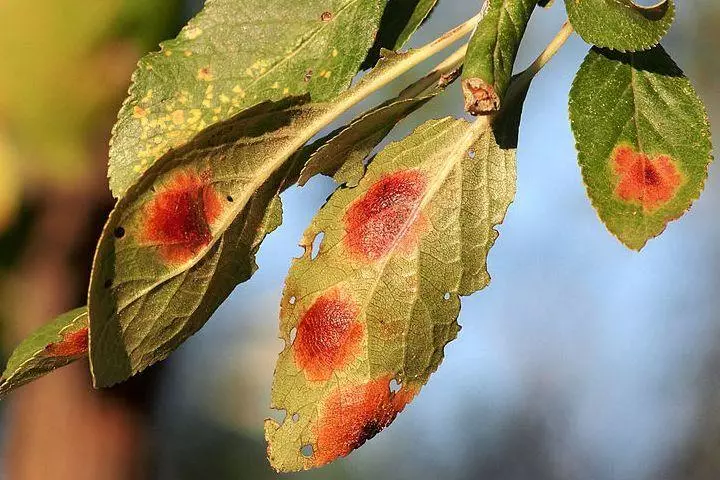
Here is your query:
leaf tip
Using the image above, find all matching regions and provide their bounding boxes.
[462,78,500,115]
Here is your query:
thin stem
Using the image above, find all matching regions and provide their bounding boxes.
[327,10,485,120]
[526,21,575,77]
[400,43,469,98]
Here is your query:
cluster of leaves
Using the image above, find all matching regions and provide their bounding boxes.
[0,0,713,472]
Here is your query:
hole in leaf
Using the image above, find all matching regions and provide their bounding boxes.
[301,444,314,457]
[227,195,234,202]
[289,327,297,344]
[289,296,296,305]
[114,227,125,239]
[468,150,476,159]
[389,378,402,393]
[104,279,113,289]
[443,292,451,301]
[310,232,324,260]
[292,413,300,422]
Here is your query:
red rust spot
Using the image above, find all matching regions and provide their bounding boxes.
[320,11,333,21]
[612,145,682,212]
[293,289,363,381]
[344,170,428,262]
[141,169,223,264]
[45,328,88,358]
[313,376,418,466]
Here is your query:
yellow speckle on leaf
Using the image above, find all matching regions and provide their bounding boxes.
[164,50,172,57]
[171,110,185,125]
[202,99,212,108]
[245,68,254,77]
[213,107,222,114]
[283,87,290,95]
[185,27,203,40]
[188,109,202,124]
[271,82,279,89]
[232,85,246,98]
[133,165,142,173]
[219,94,230,104]
[133,106,147,119]
[141,90,153,104]
[184,50,193,57]
[197,67,214,81]
[332,48,338,57]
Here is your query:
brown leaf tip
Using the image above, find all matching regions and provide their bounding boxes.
[611,144,683,213]
[140,169,224,264]
[312,376,418,466]
[343,170,428,262]
[293,289,363,382]
[462,78,500,116]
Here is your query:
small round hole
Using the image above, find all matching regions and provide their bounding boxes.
[301,444,314,457]
[114,227,125,239]
[292,413,300,422]
[443,292,451,301]
[289,327,297,344]
[289,296,296,305]
[389,378,402,393]
[227,195,234,202]
[468,150,476,159]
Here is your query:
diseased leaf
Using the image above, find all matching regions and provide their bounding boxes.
[300,47,463,187]
[569,46,713,250]
[108,0,386,197]
[362,0,438,69]
[266,111,519,470]
[89,20,482,387]
[462,0,536,114]
[1,307,88,399]
[565,0,675,52]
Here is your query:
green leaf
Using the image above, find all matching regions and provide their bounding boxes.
[89,19,482,387]
[266,111,518,470]
[569,46,713,250]
[461,0,536,115]
[1,307,88,399]
[565,0,675,52]
[108,0,386,197]
[300,48,463,187]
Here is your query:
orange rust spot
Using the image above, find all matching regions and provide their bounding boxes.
[141,169,223,264]
[612,145,682,212]
[197,66,213,81]
[320,11,333,21]
[45,328,88,358]
[293,289,363,382]
[313,376,418,466]
[343,170,428,262]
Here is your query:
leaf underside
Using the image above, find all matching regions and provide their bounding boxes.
[565,0,675,52]
[108,0,385,197]
[1,307,88,399]
[569,46,713,250]
[266,114,518,471]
